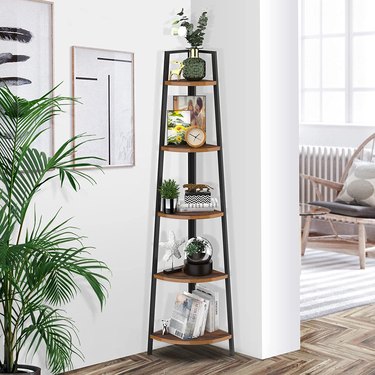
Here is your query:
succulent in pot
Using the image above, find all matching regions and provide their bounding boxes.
[185,237,207,261]
[159,179,180,214]
[0,85,109,374]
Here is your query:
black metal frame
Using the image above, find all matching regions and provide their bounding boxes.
[147,50,234,356]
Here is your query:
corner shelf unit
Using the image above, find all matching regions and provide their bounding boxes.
[147,50,234,355]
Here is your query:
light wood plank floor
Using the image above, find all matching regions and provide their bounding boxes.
[64,304,375,375]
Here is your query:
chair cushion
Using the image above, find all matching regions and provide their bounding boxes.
[335,159,375,207]
[310,201,375,218]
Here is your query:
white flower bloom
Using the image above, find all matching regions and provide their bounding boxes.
[178,26,187,37]
[171,27,179,36]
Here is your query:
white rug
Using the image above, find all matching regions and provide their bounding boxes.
[300,249,375,321]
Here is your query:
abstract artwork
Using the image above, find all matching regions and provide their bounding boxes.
[0,0,53,155]
[72,47,135,167]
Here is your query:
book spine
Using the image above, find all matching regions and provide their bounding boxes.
[178,198,218,212]
[188,300,201,338]
[196,285,219,331]
[200,301,209,336]
[185,291,205,338]
[193,290,214,332]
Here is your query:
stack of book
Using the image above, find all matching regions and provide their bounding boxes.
[169,285,219,339]
[177,197,219,212]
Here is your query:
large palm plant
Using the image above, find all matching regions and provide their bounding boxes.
[0,86,109,374]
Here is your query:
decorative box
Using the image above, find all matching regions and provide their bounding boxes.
[184,191,211,204]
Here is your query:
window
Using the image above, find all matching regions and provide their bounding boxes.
[300,0,375,125]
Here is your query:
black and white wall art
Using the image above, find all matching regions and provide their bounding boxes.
[0,0,53,155]
[72,47,135,167]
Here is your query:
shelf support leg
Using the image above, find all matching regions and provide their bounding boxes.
[211,50,235,356]
[187,82,197,295]
[147,51,171,355]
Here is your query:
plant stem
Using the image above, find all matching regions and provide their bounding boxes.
[4,279,15,372]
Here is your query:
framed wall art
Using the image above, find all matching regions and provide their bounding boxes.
[72,46,135,167]
[0,0,54,155]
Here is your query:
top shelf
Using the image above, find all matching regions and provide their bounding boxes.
[164,80,217,87]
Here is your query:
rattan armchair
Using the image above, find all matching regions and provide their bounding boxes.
[301,133,375,269]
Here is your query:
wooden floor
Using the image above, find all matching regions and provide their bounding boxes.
[65,304,375,375]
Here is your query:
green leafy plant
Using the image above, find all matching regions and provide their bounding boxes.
[173,9,208,48]
[159,179,180,199]
[0,85,109,374]
[185,238,207,257]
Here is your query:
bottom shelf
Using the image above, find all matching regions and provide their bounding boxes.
[150,329,232,345]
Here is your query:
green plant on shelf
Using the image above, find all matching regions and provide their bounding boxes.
[159,179,180,199]
[185,238,208,257]
[172,9,208,48]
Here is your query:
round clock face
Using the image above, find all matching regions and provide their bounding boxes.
[185,127,206,148]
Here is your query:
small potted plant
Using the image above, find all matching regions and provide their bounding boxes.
[159,179,180,214]
[172,9,208,81]
[184,237,213,276]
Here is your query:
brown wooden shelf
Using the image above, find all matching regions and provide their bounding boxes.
[164,80,217,86]
[157,211,224,220]
[150,329,231,345]
[154,269,228,283]
[161,144,221,153]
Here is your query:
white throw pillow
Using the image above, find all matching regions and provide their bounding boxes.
[336,159,375,207]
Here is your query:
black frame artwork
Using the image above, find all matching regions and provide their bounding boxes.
[0,0,54,155]
[72,46,135,167]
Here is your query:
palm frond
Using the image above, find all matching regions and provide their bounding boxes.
[18,306,82,374]
[0,84,110,373]
[22,211,109,306]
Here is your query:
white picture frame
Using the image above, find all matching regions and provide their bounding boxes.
[72,46,135,167]
[0,0,54,155]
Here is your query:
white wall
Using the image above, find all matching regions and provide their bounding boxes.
[31,1,190,373]
[300,124,375,148]
[260,0,300,357]
[22,0,299,372]
[192,0,300,359]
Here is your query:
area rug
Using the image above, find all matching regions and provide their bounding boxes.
[301,249,375,321]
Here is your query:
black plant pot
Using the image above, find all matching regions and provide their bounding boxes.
[188,252,206,263]
[184,259,212,276]
[162,198,177,214]
[2,365,41,374]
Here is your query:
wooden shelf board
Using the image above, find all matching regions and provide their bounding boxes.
[161,144,221,153]
[157,211,224,220]
[151,330,231,345]
[164,80,217,86]
[154,269,228,283]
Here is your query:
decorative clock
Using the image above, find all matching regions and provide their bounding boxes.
[185,126,206,148]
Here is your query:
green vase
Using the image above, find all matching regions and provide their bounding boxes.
[183,48,206,81]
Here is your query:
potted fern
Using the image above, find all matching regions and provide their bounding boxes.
[0,86,109,374]
[159,179,179,214]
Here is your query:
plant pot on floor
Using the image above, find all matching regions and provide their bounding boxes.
[162,198,177,214]
[2,365,41,374]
